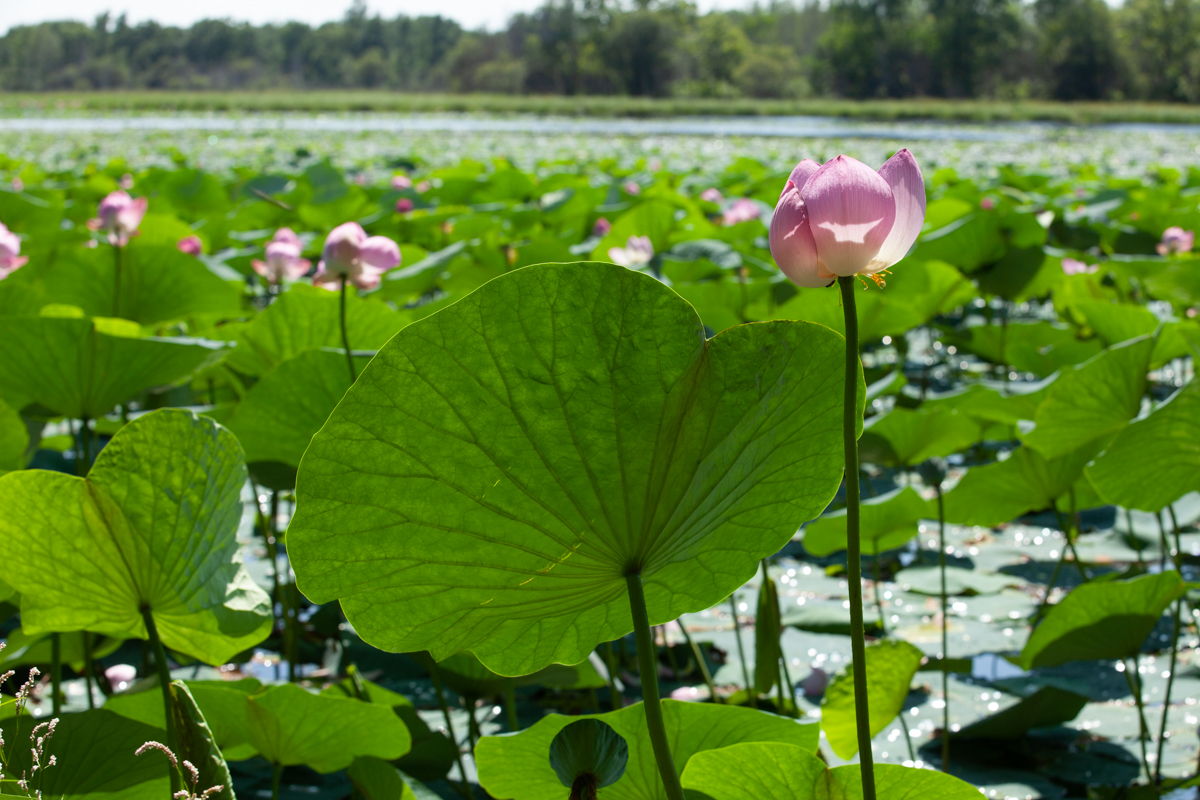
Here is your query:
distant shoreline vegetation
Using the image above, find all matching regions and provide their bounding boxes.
[5,92,1200,125]
[2,0,1199,109]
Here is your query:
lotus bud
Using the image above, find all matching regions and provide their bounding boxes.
[722,198,761,226]
[1157,226,1194,256]
[592,217,612,237]
[395,198,414,213]
[313,221,401,291]
[699,188,723,204]
[1061,257,1096,276]
[769,151,925,288]
[86,190,147,247]
[607,235,654,268]
[391,174,413,190]
[177,235,203,256]
[623,181,641,196]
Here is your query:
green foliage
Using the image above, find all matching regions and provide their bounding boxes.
[681,742,983,798]
[803,486,930,556]
[0,409,271,664]
[820,639,924,759]
[476,701,818,800]
[288,262,857,675]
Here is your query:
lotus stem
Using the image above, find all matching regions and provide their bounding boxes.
[505,679,519,731]
[936,484,950,771]
[272,762,282,800]
[140,605,181,796]
[429,661,472,800]
[82,631,96,710]
[838,275,877,800]
[728,593,755,708]
[1123,657,1155,792]
[873,541,887,635]
[677,623,721,704]
[112,244,122,318]
[626,571,685,800]
[1155,510,1186,784]
[339,275,357,383]
[779,654,797,718]
[602,641,622,710]
[50,633,62,716]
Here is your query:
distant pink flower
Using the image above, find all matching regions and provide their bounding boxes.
[177,235,203,256]
[10,178,23,193]
[105,664,137,689]
[252,228,311,285]
[313,222,401,291]
[592,217,612,237]
[391,174,413,190]
[801,667,829,699]
[723,198,761,226]
[1157,226,1194,256]
[623,181,641,196]
[769,151,926,287]
[416,181,431,193]
[86,190,147,247]
[0,223,29,279]
[120,173,134,190]
[354,173,368,186]
[395,198,414,213]
[1061,257,1097,276]
[980,197,996,210]
[608,235,654,268]
[649,159,663,172]
[1129,211,1140,221]
[699,188,723,204]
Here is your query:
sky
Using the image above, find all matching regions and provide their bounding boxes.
[0,0,749,34]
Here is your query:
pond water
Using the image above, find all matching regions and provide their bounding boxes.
[2,111,1199,176]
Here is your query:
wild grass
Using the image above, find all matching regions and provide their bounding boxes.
[4,91,1200,124]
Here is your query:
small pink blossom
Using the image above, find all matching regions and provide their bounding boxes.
[1157,226,1194,256]
[608,235,654,268]
[391,174,413,190]
[313,222,401,291]
[649,159,663,172]
[1129,211,1140,221]
[10,177,23,193]
[120,173,134,190]
[252,228,311,285]
[980,197,996,210]
[592,217,612,237]
[416,181,431,193]
[699,188,724,204]
[801,667,829,699]
[177,235,203,256]
[1061,257,1097,276]
[86,190,147,247]
[354,173,368,186]
[0,222,29,279]
[723,198,761,226]
[105,664,137,688]
[395,198,414,213]
[623,181,641,196]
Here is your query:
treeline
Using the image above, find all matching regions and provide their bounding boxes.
[2,0,1198,102]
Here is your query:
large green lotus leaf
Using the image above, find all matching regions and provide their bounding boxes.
[912,210,1005,273]
[803,486,929,557]
[952,686,1088,740]
[0,315,229,418]
[1070,300,1184,360]
[859,408,980,467]
[322,673,457,782]
[288,263,856,675]
[941,444,1099,527]
[0,409,271,664]
[105,678,263,762]
[246,683,412,773]
[1018,572,1186,669]
[1021,335,1154,459]
[0,396,27,473]
[749,283,898,343]
[348,756,423,800]
[921,379,1054,426]
[0,628,122,672]
[948,321,1103,377]
[0,709,168,799]
[820,639,924,759]
[170,681,236,800]
[894,565,1020,596]
[224,348,372,473]
[476,700,818,800]
[21,242,241,325]
[682,742,982,800]
[1087,379,1200,512]
[222,283,409,376]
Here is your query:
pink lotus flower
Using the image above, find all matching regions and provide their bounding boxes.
[1061,257,1097,276]
[607,235,654,268]
[251,228,310,285]
[592,217,612,237]
[86,190,147,247]
[723,198,761,226]
[391,174,413,190]
[354,173,368,186]
[313,222,401,291]
[699,188,724,204]
[120,173,134,190]
[395,198,414,213]
[10,178,22,193]
[769,150,926,288]
[177,235,203,256]
[623,181,641,196]
[0,223,29,279]
[980,197,996,211]
[416,181,431,193]
[105,664,137,690]
[1157,226,1195,256]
